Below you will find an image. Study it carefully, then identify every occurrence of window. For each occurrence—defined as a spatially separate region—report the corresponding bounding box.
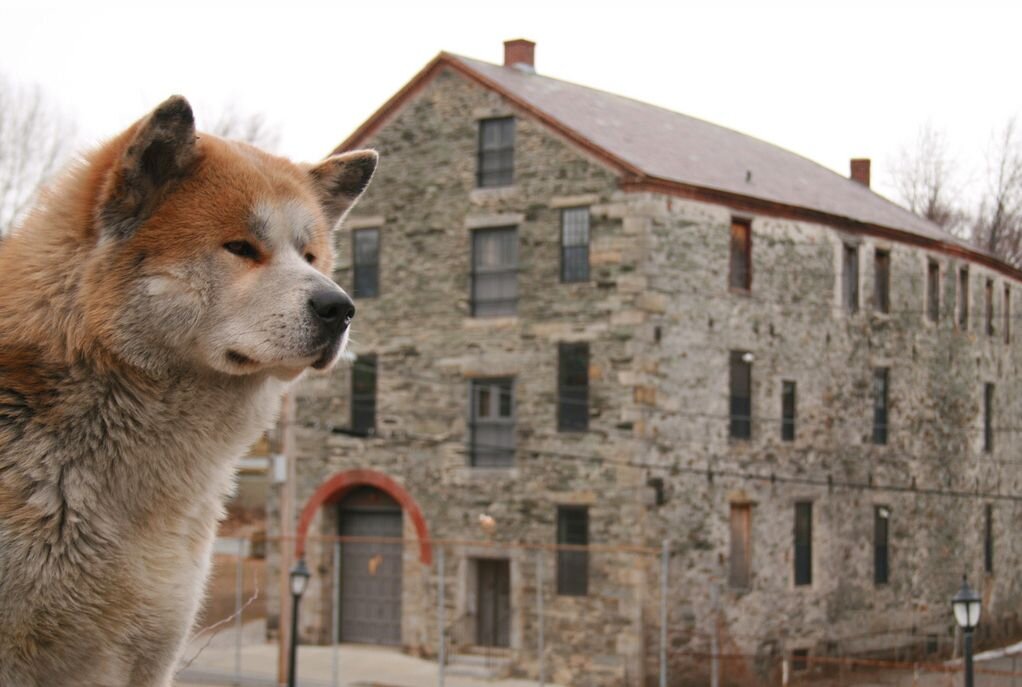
[729,218,752,292]
[874,249,890,313]
[981,505,989,572]
[1005,285,1011,344]
[471,227,518,317]
[556,506,588,596]
[984,383,994,453]
[729,503,752,588]
[729,351,752,440]
[470,378,514,467]
[791,649,809,672]
[558,343,589,431]
[477,117,514,187]
[843,243,859,314]
[927,259,940,322]
[794,502,812,586]
[872,368,889,445]
[781,380,796,442]
[561,207,590,282]
[958,267,969,329]
[351,354,377,436]
[874,506,890,585]
[986,279,995,336]
[352,228,380,298]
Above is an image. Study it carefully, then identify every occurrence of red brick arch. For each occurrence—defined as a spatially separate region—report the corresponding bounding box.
[295,468,432,564]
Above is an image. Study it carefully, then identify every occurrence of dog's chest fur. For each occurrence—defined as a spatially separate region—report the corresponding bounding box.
[0,356,284,685]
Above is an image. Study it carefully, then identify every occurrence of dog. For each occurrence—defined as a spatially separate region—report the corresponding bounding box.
[0,96,376,686]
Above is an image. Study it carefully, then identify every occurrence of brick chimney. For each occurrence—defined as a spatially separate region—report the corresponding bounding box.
[850,158,871,187]
[504,39,535,71]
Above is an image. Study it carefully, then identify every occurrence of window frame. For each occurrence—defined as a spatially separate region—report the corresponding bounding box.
[985,278,995,336]
[872,368,889,446]
[794,502,813,587]
[729,217,752,293]
[984,504,994,574]
[873,248,890,314]
[350,353,377,436]
[927,259,940,323]
[843,243,859,314]
[468,377,515,468]
[958,266,970,330]
[729,502,752,589]
[556,506,589,596]
[874,505,890,586]
[476,117,515,188]
[352,228,380,298]
[729,351,752,440]
[560,207,591,283]
[470,226,519,317]
[1005,285,1011,344]
[557,342,589,432]
[781,380,796,442]
[984,383,994,453]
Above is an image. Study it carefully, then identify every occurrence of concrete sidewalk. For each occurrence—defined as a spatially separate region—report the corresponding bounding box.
[175,621,562,687]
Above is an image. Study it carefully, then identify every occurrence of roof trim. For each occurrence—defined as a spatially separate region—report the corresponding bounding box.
[333,53,1022,281]
[625,176,1022,282]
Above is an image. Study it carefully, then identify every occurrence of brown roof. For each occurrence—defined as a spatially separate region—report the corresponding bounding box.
[336,52,1017,278]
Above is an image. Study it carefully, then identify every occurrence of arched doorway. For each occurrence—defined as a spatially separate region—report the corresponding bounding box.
[337,486,402,645]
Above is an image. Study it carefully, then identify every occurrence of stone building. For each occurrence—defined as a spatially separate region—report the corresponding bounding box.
[269,40,1022,686]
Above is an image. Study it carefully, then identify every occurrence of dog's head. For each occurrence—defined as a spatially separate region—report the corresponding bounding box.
[80,96,375,379]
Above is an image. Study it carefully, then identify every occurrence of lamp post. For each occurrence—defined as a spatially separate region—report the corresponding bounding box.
[287,558,311,687]
[952,575,982,687]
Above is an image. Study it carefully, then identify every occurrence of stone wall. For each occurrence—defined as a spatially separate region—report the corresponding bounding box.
[266,64,1022,687]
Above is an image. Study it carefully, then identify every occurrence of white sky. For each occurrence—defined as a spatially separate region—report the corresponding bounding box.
[1,0,1019,207]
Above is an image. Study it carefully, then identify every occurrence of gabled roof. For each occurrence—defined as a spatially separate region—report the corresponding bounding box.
[335,52,1019,279]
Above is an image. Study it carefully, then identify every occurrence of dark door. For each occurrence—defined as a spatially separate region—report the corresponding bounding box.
[338,487,402,645]
[476,558,510,647]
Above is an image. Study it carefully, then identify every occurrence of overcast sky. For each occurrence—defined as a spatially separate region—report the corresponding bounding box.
[1,0,1019,207]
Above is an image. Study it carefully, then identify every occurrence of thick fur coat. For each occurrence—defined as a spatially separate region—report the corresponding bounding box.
[0,97,376,686]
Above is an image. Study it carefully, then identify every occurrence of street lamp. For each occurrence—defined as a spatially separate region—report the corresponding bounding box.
[952,575,982,687]
[287,558,311,687]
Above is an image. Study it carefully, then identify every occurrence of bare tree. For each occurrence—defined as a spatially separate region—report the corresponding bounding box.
[891,123,969,237]
[205,105,280,152]
[972,118,1022,267]
[0,74,76,234]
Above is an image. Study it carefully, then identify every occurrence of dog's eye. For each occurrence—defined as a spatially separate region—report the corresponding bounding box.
[304,253,316,264]
[224,241,260,261]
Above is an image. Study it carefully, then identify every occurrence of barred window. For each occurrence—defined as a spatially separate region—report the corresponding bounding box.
[872,368,889,445]
[556,506,588,596]
[843,243,859,314]
[781,380,796,442]
[471,228,518,317]
[560,207,590,283]
[477,117,514,188]
[351,354,376,436]
[558,342,589,431]
[874,506,890,585]
[927,259,940,322]
[469,378,514,467]
[730,351,752,440]
[352,228,380,298]
[874,249,890,314]
[729,218,752,292]
[794,502,812,586]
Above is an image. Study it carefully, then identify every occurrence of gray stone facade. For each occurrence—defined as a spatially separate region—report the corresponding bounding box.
[266,64,1022,686]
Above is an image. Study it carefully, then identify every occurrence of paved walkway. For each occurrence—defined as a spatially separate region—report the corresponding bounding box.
[175,621,561,687]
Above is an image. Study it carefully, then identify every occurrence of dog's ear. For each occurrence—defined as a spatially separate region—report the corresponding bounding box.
[306,150,378,228]
[97,95,200,239]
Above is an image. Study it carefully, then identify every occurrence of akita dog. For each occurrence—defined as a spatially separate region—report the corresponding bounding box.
[0,96,376,686]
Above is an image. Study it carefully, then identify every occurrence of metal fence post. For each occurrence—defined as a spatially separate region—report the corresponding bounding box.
[234,536,244,685]
[537,551,545,687]
[331,541,341,687]
[438,546,446,687]
[660,539,669,687]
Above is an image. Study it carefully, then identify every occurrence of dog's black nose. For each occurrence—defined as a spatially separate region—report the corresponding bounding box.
[309,289,355,329]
